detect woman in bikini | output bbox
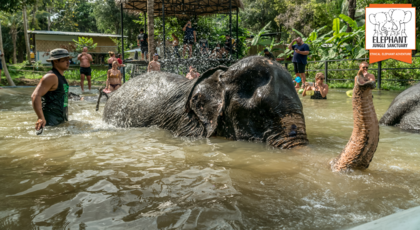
[302,72,329,99]
[107,51,125,70]
[106,61,122,92]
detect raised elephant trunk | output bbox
[331,75,379,172]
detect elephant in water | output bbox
[380,83,420,132]
[101,56,380,172]
[102,56,308,149]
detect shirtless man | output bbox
[148,54,161,72]
[356,61,376,84]
[77,47,93,92]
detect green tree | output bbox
[73,37,97,52]
[240,0,281,33]
[0,12,23,63]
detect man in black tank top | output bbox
[31,48,70,131]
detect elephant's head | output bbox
[389,9,412,34]
[382,21,396,35]
[369,12,388,35]
[185,56,308,149]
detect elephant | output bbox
[382,20,397,37]
[331,74,379,172]
[379,83,420,132]
[100,56,380,172]
[388,9,412,37]
[369,12,389,37]
[102,56,308,149]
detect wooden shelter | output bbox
[28,30,126,64]
[115,0,244,70]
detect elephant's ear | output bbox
[404,11,412,23]
[185,65,228,112]
[185,65,228,137]
[369,13,377,24]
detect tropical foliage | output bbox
[72,37,98,53]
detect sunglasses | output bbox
[362,67,369,69]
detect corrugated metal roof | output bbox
[117,0,244,17]
[28,30,127,38]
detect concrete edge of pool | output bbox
[349,205,420,230]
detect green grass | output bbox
[1,64,129,86]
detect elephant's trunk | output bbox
[266,113,308,149]
[331,76,379,172]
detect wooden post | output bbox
[324,61,328,83]
[120,3,125,83]
[236,8,239,59]
[147,0,155,61]
[162,0,165,59]
[144,12,147,33]
[229,0,232,55]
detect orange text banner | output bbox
[369,50,413,64]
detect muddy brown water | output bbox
[0,87,419,229]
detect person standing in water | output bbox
[288,37,310,88]
[107,52,118,69]
[107,51,124,69]
[302,72,329,99]
[106,61,122,92]
[77,47,93,92]
[31,48,70,131]
[137,28,148,61]
[182,20,196,58]
[148,54,161,72]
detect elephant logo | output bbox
[369,9,412,37]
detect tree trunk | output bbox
[47,8,51,31]
[32,0,38,29]
[0,24,16,86]
[346,0,357,32]
[23,5,31,61]
[12,32,17,64]
[147,1,155,61]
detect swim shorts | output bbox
[293,62,306,74]
[79,67,91,76]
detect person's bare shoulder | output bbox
[39,73,58,88]
[42,73,57,80]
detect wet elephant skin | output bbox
[380,83,420,132]
[102,56,308,149]
[331,76,379,172]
